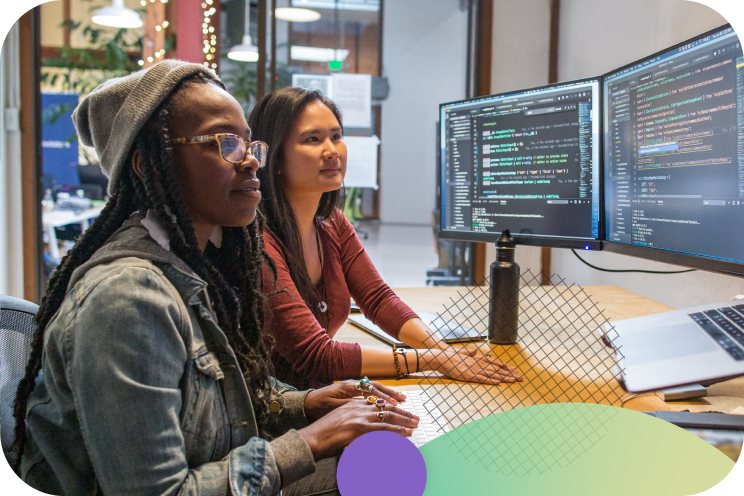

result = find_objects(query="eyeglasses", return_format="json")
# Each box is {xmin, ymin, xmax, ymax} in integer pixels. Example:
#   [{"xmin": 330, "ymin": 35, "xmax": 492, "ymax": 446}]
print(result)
[{"xmin": 167, "ymin": 133, "xmax": 268, "ymax": 168}]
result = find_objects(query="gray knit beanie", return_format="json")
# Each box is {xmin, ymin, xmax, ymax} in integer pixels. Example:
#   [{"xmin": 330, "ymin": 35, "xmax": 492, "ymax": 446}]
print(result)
[{"xmin": 72, "ymin": 59, "xmax": 220, "ymax": 195}]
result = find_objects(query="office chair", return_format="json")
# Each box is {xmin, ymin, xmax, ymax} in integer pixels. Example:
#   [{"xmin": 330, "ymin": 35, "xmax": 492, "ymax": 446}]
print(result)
[
  {"xmin": 0, "ymin": 295, "xmax": 38, "ymax": 466},
  {"xmin": 77, "ymin": 164, "xmax": 109, "ymax": 197}
]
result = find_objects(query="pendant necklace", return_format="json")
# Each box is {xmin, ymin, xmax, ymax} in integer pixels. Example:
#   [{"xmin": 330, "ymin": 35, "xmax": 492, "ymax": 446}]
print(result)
[{"xmin": 315, "ymin": 220, "xmax": 328, "ymax": 314}]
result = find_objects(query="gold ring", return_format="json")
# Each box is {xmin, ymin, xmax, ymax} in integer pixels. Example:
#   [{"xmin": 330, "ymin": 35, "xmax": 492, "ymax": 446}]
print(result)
[
  {"xmin": 366, "ymin": 395, "xmax": 378, "ymax": 404},
  {"xmin": 377, "ymin": 411, "xmax": 385, "ymax": 422}
]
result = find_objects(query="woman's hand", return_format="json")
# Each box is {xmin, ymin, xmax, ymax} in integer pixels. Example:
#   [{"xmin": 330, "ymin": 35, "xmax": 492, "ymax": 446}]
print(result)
[
  {"xmin": 304, "ymin": 379, "xmax": 407, "ymax": 422},
  {"xmin": 422, "ymin": 347, "xmax": 522, "ymax": 385},
  {"xmin": 298, "ymin": 400, "xmax": 419, "ymax": 460}
]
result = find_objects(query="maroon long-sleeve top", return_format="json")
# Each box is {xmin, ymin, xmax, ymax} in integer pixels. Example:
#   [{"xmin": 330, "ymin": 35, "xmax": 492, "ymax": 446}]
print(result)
[{"xmin": 262, "ymin": 208, "xmax": 418, "ymax": 388}]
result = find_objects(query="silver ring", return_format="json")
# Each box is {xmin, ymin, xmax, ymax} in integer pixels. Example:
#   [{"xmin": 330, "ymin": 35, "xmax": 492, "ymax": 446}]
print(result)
[{"xmin": 376, "ymin": 411, "xmax": 385, "ymax": 422}]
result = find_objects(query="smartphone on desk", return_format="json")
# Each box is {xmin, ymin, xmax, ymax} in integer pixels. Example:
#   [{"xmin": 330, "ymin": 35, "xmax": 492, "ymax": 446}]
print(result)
[
  {"xmin": 417, "ymin": 311, "xmax": 487, "ymax": 344},
  {"xmin": 347, "ymin": 311, "xmax": 486, "ymax": 347}
]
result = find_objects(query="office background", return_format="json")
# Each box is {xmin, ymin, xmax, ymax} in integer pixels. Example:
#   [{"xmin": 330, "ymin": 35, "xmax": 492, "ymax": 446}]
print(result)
[{"xmin": 2, "ymin": 0, "xmax": 743, "ymax": 308}]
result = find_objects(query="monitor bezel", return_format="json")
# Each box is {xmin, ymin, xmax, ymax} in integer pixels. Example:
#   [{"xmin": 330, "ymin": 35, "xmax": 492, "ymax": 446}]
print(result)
[
  {"xmin": 437, "ymin": 76, "xmax": 604, "ymax": 250},
  {"xmin": 601, "ymin": 23, "xmax": 744, "ymax": 278}
]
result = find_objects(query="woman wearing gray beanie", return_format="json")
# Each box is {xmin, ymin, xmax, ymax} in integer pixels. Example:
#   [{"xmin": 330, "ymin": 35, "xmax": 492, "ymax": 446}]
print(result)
[{"xmin": 11, "ymin": 60, "xmax": 418, "ymax": 496}]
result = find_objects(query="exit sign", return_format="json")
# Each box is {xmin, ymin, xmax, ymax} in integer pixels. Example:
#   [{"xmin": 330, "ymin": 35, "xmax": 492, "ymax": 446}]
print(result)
[{"xmin": 328, "ymin": 59, "xmax": 343, "ymax": 71}]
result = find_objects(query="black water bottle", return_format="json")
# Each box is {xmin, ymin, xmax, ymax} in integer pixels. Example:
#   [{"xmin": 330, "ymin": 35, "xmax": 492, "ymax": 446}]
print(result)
[{"xmin": 488, "ymin": 230, "xmax": 520, "ymax": 344}]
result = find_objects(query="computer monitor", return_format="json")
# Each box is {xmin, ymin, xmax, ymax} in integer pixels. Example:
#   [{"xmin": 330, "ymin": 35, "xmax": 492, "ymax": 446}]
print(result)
[
  {"xmin": 438, "ymin": 78, "xmax": 602, "ymax": 249},
  {"xmin": 603, "ymin": 24, "xmax": 744, "ymax": 277}
]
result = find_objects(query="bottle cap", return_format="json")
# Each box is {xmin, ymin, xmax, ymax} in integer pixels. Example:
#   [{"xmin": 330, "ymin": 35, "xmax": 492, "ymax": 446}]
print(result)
[{"xmin": 497, "ymin": 229, "xmax": 516, "ymax": 249}]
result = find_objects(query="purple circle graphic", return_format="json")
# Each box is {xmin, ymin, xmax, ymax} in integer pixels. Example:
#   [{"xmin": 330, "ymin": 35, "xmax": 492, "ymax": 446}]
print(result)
[{"xmin": 337, "ymin": 431, "xmax": 427, "ymax": 495}]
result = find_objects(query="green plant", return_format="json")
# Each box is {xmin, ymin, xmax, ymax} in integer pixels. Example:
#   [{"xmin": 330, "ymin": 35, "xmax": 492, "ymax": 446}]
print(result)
[
  {"xmin": 220, "ymin": 63, "xmax": 258, "ymax": 114},
  {"xmin": 220, "ymin": 61, "xmax": 293, "ymax": 115},
  {"xmin": 343, "ymin": 187, "xmax": 364, "ymax": 222},
  {"xmin": 41, "ymin": 19, "xmax": 144, "ymax": 95}
]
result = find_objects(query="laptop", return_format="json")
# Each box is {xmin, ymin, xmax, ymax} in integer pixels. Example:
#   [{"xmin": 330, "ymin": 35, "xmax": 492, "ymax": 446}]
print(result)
[
  {"xmin": 347, "ymin": 311, "xmax": 486, "ymax": 348},
  {"xmin": 606, "ymin": 301, "xmax": 744, "ymax": 392}
]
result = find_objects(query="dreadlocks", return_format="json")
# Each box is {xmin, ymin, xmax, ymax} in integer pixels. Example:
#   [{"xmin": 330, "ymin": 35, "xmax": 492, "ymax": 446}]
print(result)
[{"xmin": 12, "ymin": 74, "xmax": 273, "ymax": 469}]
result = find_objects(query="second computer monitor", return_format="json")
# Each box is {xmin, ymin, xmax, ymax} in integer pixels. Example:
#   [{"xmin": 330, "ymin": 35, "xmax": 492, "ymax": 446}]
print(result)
[
  {"xmin": 603, "ymin": 25, "xmax": 744, "ymax": 276},
  {"xmin": 439, "ymin": 79, "xmax": 602, "ymax": 249}
]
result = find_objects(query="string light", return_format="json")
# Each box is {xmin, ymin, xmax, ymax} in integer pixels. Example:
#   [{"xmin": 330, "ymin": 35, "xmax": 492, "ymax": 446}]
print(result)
[
  {"xmin": 137, "ymin": 0, "xmax": 216, "ymax": 68},
  {"xmin": 137, "ymin": 3, "xmax": 171, "ymax": 67},
  {"xmin": 201, "ymin": 0, "xmax": 218, "ymax": 68}
]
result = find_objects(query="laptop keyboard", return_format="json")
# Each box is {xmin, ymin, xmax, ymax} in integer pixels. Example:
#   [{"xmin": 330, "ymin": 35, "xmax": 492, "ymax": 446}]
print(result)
[
  {"xmin": 690, "ymin": 304, "xmax": 744, "ymax": 361},
  {"xmin": 401, "ymin": 389, "xmax": 451, "ymax": 447}
]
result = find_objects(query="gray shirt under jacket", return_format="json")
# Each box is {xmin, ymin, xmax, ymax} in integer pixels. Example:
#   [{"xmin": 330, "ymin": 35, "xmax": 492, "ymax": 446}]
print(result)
[{"xmin": 20, "ymin": 214, "xmax": 316, "ymax": 495}]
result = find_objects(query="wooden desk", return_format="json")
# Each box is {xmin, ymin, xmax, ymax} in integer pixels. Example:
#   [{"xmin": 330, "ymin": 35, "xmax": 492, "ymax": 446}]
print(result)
[{"xmin": 337, "ymin": 286, "xmax": 744, "ymax": 422}]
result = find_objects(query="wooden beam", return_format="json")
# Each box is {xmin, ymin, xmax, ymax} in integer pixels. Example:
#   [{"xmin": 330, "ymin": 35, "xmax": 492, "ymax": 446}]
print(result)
[
  {"xmin": 374, "ymin": 2, "xmax": 383, "ymax": 219},
  {"xmin": 143, "ymin": 0, "xmax": 166, "ymax": 67},
  {"xmin": 270, "ymin": 0, "xmax": 276, "ymax": 91},
  {"xmin": 472, "ymin": 0, "xmax": 493, "ymax": 285},
  {"xmin": 476, "ymin": 0, "xmax": 492, "ymax": 96},
  {"xmin": 541, "ymin": 0, "xmax": 561, "ymax": 286},
  {"xmin": 548, "ymin": 0, "xmax": 560, "ymax": 84},
  {"xmin": 257, "ymin": 0, "xmax": 266, "ymax": 99},
  {"xmin": 63, "ymin": 0, "xmax": 71, "ymax": 47},
  {"xmin": 378, "ymin": 0, "xmax": 384, "ymax": 76},
  {"xmin": 19, "ymin": 10, "xmax": 41, "ymax": 302}
]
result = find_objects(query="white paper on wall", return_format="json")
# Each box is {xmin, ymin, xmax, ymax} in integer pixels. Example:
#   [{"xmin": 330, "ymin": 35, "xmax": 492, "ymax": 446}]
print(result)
[
  {"xmin": 343, "ymin": 135, "xmax": 380, "ymax": 189},
  {"xmin": 291, "ymin": 74, "xmax": 331, "ymax": 95},
  {"xmin": 330, "ymin": 73, "xmax": 372, "ymax": 129}
]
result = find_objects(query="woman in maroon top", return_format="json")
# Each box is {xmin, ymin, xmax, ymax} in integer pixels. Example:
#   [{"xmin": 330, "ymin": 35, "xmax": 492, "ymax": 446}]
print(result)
[{"xmin": 249, "ymin": 87, "xmax": 521, "ymax": 389}]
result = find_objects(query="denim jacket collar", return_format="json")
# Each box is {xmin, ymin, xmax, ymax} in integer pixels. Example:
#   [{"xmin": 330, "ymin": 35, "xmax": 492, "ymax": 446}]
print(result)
[{"xmin": 68, "ymin": 212, "xmax": 208, "ymax": 305}]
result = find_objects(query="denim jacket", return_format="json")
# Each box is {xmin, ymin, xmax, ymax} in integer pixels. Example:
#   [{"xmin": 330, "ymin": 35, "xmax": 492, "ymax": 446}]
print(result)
[{"xmin": 20, "ymin": 214, "xmax": 316, "ymax": 495}]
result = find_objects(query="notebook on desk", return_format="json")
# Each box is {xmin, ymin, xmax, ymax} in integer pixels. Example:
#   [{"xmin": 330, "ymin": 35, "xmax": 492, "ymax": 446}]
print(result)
[
  {"xmin": 347, "ymin": 311, "xmax": 486, "ymax": 348},
  {"xmin": 606, "ymin": 301, "xmax": 744, "ymax": 392}
]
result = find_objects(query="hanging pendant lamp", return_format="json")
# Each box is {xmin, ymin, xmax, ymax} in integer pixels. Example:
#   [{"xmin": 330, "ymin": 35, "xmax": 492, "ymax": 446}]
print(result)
[
  {"xmin": 227, "ymin": 0, "xmax": 259, "ymax": 62},
  {"xmin": 91, "ymin": 0, "xmax": 143, "ymax": 29}
]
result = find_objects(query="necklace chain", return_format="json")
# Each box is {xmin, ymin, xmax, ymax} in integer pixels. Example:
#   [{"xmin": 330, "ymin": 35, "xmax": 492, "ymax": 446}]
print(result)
[{"xmin": 315, "ymin": 220, "xmax": 328, "ymax": 313}]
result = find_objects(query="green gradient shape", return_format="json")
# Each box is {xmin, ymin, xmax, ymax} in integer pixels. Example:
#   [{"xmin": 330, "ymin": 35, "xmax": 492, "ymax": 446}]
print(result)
[{"xmin": 421, "ymin": 403, "xmax": 734, "ymax": 495}]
